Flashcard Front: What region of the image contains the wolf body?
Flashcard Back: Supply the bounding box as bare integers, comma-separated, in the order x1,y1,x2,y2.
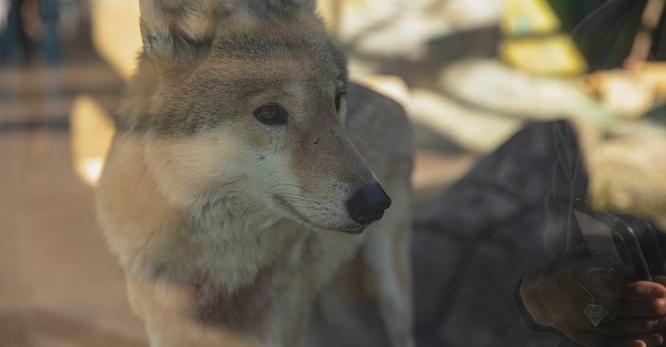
96,1,414,346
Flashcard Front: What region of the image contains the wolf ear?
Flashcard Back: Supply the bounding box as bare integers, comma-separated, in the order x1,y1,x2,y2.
139,0,225,64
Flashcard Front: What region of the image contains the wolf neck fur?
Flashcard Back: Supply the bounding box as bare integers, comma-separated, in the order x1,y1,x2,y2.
184,190,303,289
112,141,305,292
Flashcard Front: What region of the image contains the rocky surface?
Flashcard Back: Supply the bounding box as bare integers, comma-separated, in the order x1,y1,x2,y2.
412,121,579,346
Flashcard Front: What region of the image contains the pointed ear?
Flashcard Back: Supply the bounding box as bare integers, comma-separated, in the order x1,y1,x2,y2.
139,0,224,64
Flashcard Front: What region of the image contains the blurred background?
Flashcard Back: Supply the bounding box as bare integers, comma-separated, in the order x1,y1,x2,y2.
2,0,666,346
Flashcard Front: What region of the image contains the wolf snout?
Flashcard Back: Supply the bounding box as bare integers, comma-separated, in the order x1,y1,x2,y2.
346,182,392,225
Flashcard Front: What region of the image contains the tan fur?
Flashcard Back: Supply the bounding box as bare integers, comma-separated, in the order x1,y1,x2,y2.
96,1,414,346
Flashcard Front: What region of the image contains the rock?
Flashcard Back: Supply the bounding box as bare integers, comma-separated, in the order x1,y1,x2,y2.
440,60,616,122
412,121,580,346
440,59,615,122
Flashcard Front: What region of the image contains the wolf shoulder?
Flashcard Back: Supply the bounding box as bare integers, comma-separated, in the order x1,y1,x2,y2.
345,82,414,183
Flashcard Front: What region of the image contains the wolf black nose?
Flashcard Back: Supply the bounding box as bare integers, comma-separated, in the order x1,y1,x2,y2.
346,182,392,225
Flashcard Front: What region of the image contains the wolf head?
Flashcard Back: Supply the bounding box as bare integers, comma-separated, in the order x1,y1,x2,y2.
118,0,391,233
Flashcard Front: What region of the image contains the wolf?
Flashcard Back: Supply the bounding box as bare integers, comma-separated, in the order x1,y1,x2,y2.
95,0,414,346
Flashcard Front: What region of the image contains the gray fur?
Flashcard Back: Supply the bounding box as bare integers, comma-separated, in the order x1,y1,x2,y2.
121,9,347,136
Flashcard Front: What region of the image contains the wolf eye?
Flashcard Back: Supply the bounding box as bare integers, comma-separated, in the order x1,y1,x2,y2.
254,103,288,125
335,92,345,112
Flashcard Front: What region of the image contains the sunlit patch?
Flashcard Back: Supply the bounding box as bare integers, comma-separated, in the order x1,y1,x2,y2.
500,0,587,76
584,66,666,118
501,0,559,36
76,157,105,186
70,95,115,186
91,0,141,79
